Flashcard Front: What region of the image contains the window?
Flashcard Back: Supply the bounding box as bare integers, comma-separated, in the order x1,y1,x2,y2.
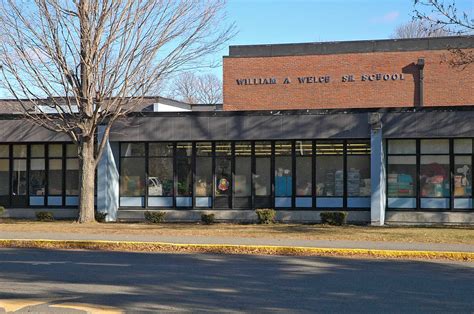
65,159,79,195
295,141,312,196
30,145,46,203
295,141,312,207
454,156,471,197
234,142,252,208
387,140,417,209
195,142,212,208
274,141,292,207
316,142,343,197
65,144,79,196
148,143,174,197
47,144,64,206
0,159,8,196
195,142,212,197
120,143,146,197
275,141,292,197
215,142,232,208
48,159,63,195
12,145,27,207
0,145,9,200
254,141,271,208
453,139,472,200
176,142,192,197
346,141,371,197
388,139,416,154
12,159,27,195
420,140,450,199
387,156,416,197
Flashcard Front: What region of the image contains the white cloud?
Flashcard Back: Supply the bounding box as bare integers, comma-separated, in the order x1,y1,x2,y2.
371,11,400,24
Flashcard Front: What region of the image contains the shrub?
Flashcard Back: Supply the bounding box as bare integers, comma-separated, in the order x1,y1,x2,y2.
201,213,216,225
320,211,348,226
144,211,166,223
36,211,54,222
256,208,276,224
0,206,4,217
95,211,107,223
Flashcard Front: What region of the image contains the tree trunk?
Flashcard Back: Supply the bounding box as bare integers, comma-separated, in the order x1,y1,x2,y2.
78,138,96,223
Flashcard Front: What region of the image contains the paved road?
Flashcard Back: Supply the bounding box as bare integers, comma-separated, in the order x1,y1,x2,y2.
0,249,473,313
1,231,474,252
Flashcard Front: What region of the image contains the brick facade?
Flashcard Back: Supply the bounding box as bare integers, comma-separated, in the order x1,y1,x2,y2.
223,49,474,111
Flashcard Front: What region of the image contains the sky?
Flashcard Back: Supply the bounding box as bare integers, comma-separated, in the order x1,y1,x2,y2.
203,0,474,77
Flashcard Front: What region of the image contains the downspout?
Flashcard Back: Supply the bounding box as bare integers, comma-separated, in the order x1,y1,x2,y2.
417,58,425,107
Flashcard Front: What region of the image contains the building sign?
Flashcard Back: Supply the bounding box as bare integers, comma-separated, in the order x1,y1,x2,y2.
236,73,405,86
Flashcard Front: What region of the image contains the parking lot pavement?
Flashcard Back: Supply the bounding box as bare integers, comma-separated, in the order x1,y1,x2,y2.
0,248,473,313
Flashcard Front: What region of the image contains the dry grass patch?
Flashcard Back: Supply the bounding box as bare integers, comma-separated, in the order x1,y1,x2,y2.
0,219,473,245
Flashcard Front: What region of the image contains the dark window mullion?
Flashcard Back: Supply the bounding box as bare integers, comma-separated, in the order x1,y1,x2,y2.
144,143,149,209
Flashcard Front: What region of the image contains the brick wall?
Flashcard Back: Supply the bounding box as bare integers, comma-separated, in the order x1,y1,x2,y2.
223,49,474,111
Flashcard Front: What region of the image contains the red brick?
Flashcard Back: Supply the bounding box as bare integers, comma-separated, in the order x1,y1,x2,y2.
223,49,474,111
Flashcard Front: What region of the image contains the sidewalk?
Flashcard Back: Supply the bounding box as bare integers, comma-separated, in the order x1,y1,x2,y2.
1,230,473,253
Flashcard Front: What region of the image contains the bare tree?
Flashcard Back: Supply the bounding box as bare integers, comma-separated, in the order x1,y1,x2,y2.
391,20,450,38
170,72,222,105
0,0,235,222
414,0,474,68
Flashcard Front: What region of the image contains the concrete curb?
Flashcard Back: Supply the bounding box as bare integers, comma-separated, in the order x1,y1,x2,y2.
0,239,472,261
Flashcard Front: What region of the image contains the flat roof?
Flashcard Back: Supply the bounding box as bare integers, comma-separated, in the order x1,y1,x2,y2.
227,35,474,58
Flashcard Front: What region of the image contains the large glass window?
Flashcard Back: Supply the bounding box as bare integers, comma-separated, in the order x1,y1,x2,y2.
420,155,450,198
148,143,174,197
12,159,27,195
346,141,371,197
176,142,192,197
316,142,343,197
12,145,27,207
387,156,417,197
195,142,212,198
48,159,63,196
65,144,79,196
254,141,272,208
295,141,312,196
215,142,232,208
275,141,292,197
195,142,212,208
47,144,63,198
0,146,9,203
454,156,472,197
295,141,312,207
420,139,450,199
234,142,252,208
274,141,292,208
453,139,472,200
120,143,146,197
30,145,46,197
387,140,417,198
65,159,79,195
387,140,417,209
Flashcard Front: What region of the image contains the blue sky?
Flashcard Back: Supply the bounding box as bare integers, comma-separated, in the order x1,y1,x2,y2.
204,0,474,77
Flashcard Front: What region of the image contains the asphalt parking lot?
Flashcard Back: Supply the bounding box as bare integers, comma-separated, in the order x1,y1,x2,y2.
0,248,473,313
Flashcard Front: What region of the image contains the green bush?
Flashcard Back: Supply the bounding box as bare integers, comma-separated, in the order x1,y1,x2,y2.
0,206,4,217
256,208,276,224
201,213,216,225
36,211,54,222
95,211,107,223
144,211,166,223
320,211,348,226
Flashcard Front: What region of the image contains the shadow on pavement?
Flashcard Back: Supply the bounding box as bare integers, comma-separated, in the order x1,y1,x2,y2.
0,248,472,312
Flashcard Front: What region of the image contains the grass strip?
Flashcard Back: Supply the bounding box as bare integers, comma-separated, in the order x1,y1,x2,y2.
0,239,472,262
